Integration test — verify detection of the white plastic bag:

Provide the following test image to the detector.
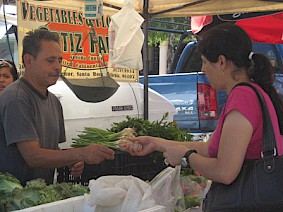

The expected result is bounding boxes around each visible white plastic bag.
[84,175,155,212]
[83,167,182,212]
[108,0,144,70]
[149,166,183,211]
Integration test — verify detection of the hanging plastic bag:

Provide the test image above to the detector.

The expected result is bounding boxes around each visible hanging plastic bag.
[108,0,144,70]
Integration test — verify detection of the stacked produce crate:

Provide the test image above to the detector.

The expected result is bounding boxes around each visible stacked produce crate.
[57,151,166,185]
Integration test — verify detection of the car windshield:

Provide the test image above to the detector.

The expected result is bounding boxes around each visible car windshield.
[0,3,18,65]
[0,24,17,59]
[180,41,283,74]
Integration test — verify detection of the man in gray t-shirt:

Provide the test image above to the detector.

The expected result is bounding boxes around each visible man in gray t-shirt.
[0,29,115,185]
[0,78,65,184]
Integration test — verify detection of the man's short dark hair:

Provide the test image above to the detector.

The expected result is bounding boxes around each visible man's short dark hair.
[22,28,60,65]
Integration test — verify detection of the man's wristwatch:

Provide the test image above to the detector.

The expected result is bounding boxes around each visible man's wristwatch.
[181,149,197,168]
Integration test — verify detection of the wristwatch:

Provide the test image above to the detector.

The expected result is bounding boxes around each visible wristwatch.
[181,149,197,168]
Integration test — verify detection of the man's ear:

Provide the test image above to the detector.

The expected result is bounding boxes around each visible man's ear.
[23,54,33,69]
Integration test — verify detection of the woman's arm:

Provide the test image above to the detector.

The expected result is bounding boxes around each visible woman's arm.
[165,110,253,184]
[125,135,210,157]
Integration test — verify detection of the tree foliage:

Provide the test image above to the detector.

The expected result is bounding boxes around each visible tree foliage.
[147,17,194,46]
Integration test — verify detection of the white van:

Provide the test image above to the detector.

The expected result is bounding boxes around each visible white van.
[48,79,176,149]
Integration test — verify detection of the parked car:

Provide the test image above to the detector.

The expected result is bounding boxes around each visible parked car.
[48,80,176,148]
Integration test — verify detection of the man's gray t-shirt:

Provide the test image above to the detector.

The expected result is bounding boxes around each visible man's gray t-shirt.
[0,78,66,185]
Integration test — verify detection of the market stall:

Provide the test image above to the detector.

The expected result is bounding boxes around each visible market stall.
[99,0,283,119]
[1,1,283,211]
[2,0,283,117]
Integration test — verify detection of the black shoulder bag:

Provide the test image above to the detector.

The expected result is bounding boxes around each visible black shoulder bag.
[203,82,283,212]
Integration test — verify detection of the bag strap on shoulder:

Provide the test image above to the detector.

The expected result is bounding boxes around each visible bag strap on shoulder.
[234,82,277,173]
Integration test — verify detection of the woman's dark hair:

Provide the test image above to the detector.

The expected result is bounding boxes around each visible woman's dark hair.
[198,23,283,134]
[22,28,60,66]
[0,59,19,81]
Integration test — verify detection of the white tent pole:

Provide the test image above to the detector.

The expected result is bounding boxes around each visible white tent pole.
[159,40,168,75]
[143,0,149,120]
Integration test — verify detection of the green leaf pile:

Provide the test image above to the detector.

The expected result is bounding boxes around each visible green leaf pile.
[0,172,89,211]
[110,112,192,141]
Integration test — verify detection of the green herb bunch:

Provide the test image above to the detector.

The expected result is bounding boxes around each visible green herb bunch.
[109,113,192,141]
[71,127,123,148]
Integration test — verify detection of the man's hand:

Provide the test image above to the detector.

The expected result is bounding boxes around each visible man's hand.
[82,144,115,164]
[69,162,84,177]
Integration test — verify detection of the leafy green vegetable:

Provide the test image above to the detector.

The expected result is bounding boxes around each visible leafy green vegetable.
[71,128,125,148]
[25,178,47,190]
[110,113,192,141]
[184,195,202,208]
[38,184,64,205]
[0,173,89,211]
[0,172,23,193]
[69,183,89,196]
[180,168,195,176]
[71,113,192,149]
[5,187,41,211]
[188,175,207,185]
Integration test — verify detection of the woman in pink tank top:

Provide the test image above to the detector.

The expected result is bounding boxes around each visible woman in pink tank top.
[124,23,283,186]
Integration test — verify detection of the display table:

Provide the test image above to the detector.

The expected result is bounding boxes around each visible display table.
[16,196,85,212]
[16,196,167,212]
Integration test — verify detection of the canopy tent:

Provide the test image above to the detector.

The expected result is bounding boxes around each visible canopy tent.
[4,0,283,16]
[236,12,283,44]
[1,0,283,118]
[103,0,283,17]
[191,11,283,44]
[6,0,281,17]
[101,0,283,119]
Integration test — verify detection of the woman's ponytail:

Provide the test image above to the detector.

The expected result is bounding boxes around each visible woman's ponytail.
[249,53,283,134]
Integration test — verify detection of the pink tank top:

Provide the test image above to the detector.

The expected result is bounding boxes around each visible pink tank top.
[208,83,283,159]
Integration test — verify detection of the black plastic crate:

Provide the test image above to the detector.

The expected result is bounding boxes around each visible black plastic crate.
[57,150,166,185]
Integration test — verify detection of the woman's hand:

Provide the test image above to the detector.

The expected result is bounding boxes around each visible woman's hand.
[163,145,189,166]
[122,136,157,156]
